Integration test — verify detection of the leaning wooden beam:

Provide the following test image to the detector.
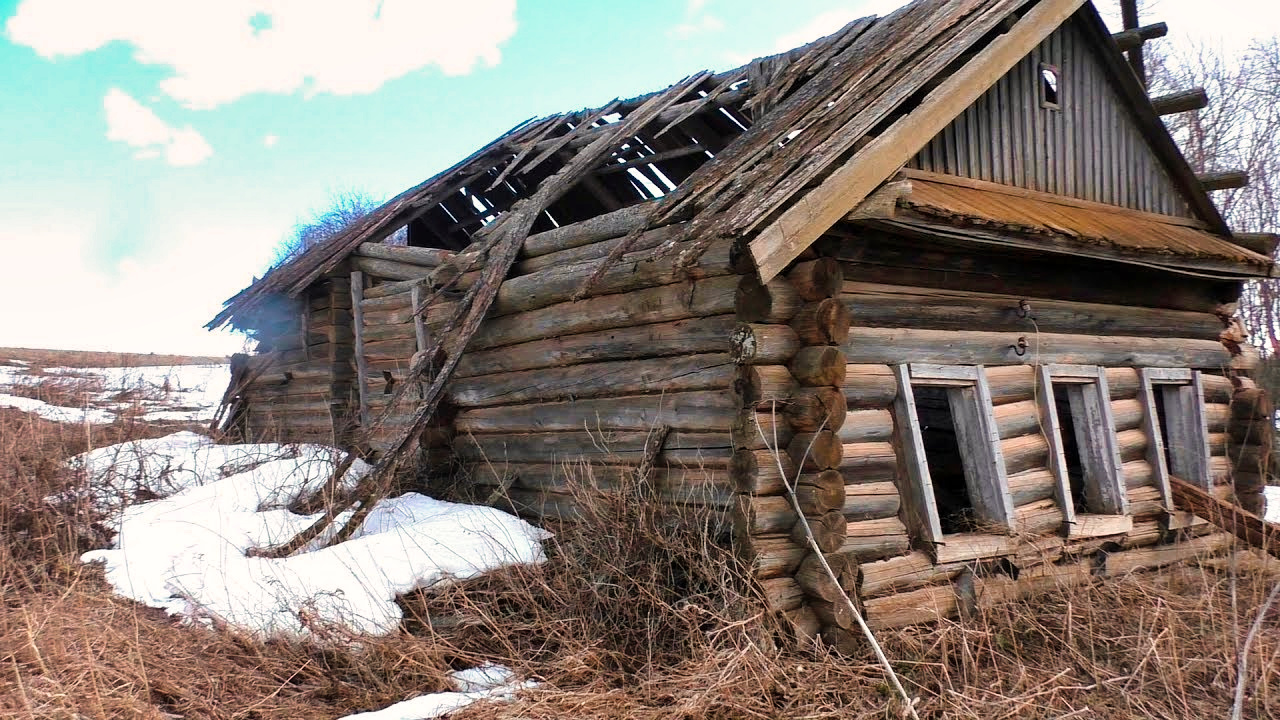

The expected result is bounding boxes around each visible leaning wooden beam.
[1111,21,1168,52]
[747,0,1088,281]
[1199,171,1250,192]
[350,271,370,427]
[1169,475,1280,559]
[1150,88,1208,116]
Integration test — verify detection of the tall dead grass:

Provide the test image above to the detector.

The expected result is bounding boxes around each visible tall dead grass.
[2,410,1279,718]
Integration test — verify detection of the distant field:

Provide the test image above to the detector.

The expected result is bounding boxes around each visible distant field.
[0,347,229,369]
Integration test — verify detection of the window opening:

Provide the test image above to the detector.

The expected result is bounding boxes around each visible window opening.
[1052,382,1088,513]
[914,385,977,533]
[1040,63,1061,109]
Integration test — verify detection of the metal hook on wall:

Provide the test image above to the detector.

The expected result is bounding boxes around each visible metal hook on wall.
[1016,299,1032,319]
[1011,336,1028,357]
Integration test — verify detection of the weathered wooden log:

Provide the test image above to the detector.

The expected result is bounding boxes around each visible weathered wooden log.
[787,258,844,301]
[842,517,912,562]
[1121,459,1155,488]
[793,509,848,553]
[1105,367,1140,399]
[1125,520,1164,548]
[1170,475,1280,560]
[1103,532,1234,576]
[791,299,852,345]
[515,224,681,275]
[1112,21,1167,51]
[1111,398,1144,432]
[454,390,738,434]
[1014,499,1066,536]
[1117,428,1149,463]
[789,346,847,387]
[984,365,1036,404]
[731,323,802,365]
[1229,418,1273,446]
[468,275,739,351]
[760,576,805,611]
[735,495,795,535]
[1127,484,1166,518]
[494,238,734,316]
[518,203,653,258]
[731,411,794,451]
[933,533,1012,565]
[1231,388,1273,422]
[810,598,856,630]
[453,430,734,466]
[1067,513,1133,538]
[350,255,440,282]
[1151,87,1209,116]
[1000,433,1049,475]
[843,364,897,408]
[736,534,806,579]
[788,430,843,471]
[1199,171,1249,192]
[837,409,894,443]
[859,551,959,598]
[994,400,1041,439]
[794,551,858,603]
[785,387,848,432]
[839,442,898,484]
[782,605,822,644]
[843,327,1232,368]
[736,276,803,323]
[354,242,453,267]
[734,365,798,406]
[972,562,1095,609]
[730,448,798,495]
[446,353,735,408]
[843,481,900,521]
[468,462,730,502]
[864,583,957,630]
[1007,468,1057,506]
[454,315,735,378]
[794,470,846,514]
[839,282,1224,340]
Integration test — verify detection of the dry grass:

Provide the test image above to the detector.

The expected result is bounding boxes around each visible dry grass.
[1,408,1278,718]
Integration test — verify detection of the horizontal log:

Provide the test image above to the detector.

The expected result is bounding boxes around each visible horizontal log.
[993,400,1040,439]
[1014,498,1066,536]
[736,276,803,323]
[735,365,797,407]
[731,323,801,365]
[1125,520,1164,548]
[454,390,737,434]
[933,533,1012,565]
[732,412,795,451]
[985,365,1035,404]
[782,605,822,644]
[1000,433,1049,475]
[1067,513,1132,538]
[1111,21,1167,51]
[1111,398,1144,432]
[468,275,739,351]
[1127,484,1166,518]
[1007,468,1057,506]
[843,327,1232,368]
[785,387,847,432]
[788,258,844,301]
[730,448,798,495]
[859,551,959,598]
[737,534,807,579]
[972,562,1094,609]
[1122,459,1155,489]
[864,583,956,630]
[843,364,897,408]
[468,462,731,506]
[454,315,736,378]
[839,442,898,484]
[1231,233,1280,258]
[843,481,900,521]
[840,282,1224,340]
[810,598,856,631]
[1117,428,1148,463]
[493,238,734,317]
[514,225,680,275]
[519,203,653,258]
[1105,367,1140,399]
[837,409,894,443]
[790,299,852,346]
[1230,388,1273,422]
[841,517,912,562]
[1199,171,1249,192]
[446,353,735,408]
[1150,87,1208,116]
[789,346,847,387]
[453,431,734,466]
[350,255,434,282]
[735,495,795,535]
[354,242,453,267]
[1103,532,1234,577]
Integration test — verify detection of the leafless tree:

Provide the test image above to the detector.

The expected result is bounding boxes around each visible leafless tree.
[272,189,403,267]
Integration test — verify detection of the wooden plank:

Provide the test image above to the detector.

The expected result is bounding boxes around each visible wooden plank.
[1036,365,1077,526]
[909,363,978,382]
[891,364,943,544]
[1136,369,1176,520]
[947,370,1015,529]
[351,271,370,427]
[1143,367,1192,383]
[1162,372,1213,490]
[749,0,1090,281]
[1063,370,1127,515]
[1168,475,1280,560]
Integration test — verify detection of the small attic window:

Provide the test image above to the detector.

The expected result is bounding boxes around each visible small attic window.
[1040,63,1061,110]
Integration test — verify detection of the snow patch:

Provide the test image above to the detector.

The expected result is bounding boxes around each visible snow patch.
[0,363,229,424]
[338,664,534,720]
[1266,486,1280,524]
[0,393,118,423]
[78,433,551,639]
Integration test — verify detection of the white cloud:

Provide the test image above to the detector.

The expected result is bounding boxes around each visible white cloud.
[103,88,213,166]
[7,0,519,109]
[263,134,279,148]
[668,0,723,39]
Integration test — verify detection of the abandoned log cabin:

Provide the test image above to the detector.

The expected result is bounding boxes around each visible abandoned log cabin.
[210,0,1279,641]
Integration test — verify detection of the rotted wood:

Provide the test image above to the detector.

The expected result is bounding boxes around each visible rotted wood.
[454,314,736,378]
[1169,475,1280,559]
[736,276,804,323]
[790,299,852,345]
[863,583,957,630]
[789,346,847,387]
[859,551,958,598]
[731,323,801,365]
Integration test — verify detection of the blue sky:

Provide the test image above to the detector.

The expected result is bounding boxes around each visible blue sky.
[0,0,1272,354]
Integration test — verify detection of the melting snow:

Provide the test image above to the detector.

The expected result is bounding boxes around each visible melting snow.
[0,363,229,424]
[1266,486,1279,524]
[338,664,534,720]
[76,433,551,639]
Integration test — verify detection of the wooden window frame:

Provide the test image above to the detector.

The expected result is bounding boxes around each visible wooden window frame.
[893,364,1016,553]
[1138,368,1212,518]
[1037,364,1132,538]
[1039,62,1062,110]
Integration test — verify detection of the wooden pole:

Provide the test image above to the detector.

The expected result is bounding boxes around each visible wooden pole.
[350,271,370,428]
[1169,475,1280,560]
